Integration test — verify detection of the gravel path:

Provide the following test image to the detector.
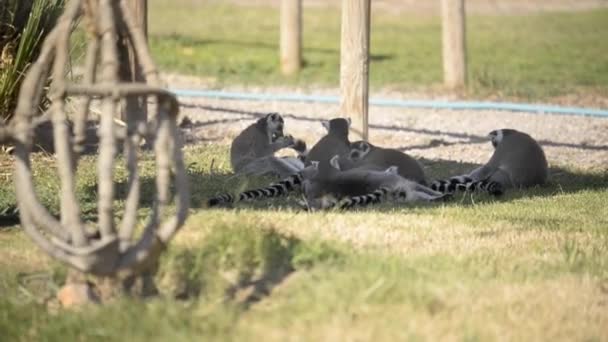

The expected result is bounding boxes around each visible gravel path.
[167,75,608,172]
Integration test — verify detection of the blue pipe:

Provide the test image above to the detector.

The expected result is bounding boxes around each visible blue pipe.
[170,88,608,118]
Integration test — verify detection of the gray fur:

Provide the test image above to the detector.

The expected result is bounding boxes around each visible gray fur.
[305,118,352,175]
[482,128,548,188]
[340,141,428,185]
[304,158,446,210]
[430,128,547,194]
[230,113,306,177]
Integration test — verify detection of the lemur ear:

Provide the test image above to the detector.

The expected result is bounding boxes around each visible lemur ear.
[345,117,352,127]
[321,120,330,132]
[385,166,399,175]
[329,155,341,170]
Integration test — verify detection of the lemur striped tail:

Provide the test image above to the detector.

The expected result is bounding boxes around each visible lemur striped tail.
[430,176,503,196]
[336,187,390,209]
[207,173,304,207]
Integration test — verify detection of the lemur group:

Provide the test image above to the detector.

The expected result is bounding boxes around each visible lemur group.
[208,113,548,211]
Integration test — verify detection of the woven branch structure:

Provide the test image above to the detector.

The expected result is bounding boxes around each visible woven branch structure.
[4,0,189,277]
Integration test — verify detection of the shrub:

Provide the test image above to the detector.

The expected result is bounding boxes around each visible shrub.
[0,0,65,123]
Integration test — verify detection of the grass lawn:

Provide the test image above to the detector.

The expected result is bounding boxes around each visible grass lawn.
[1,1,607,339]
[1,145,607,340]
[147,1,608,100]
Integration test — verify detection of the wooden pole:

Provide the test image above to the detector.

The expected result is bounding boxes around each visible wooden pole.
[280,0,302,75]
[339,0,370,141]
[119,0,148,122]
[441,0,467,89]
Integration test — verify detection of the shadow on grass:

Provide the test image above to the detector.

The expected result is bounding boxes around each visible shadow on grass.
[153,33,393,61]
[187,157,607,213]
[158,224,341,309]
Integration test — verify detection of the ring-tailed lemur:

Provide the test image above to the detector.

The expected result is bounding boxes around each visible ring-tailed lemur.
[338,140,428,185]
[230,113,307,178]
[303,117,352,172]
[208,117,353,207]
[207,162,319,207]
[302,156,449,211]
[429,129,547,195]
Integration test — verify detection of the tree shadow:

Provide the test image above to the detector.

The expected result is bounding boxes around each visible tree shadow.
[154,33,393,62]
[161,225,307,311]
[193,157,607,213]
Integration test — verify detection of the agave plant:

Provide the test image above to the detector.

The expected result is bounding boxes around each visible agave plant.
[0,0,66,123]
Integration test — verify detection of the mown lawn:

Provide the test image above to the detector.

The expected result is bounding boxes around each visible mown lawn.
[147,1,608,99]
[1,145,607,341]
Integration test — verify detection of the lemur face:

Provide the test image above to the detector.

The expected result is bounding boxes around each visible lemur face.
[266,113,285,141]
[348,141,371,161]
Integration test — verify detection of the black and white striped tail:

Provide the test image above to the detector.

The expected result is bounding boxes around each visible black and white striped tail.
[337,187,390,209]
[207,173,304,207]
[430,176,503,196]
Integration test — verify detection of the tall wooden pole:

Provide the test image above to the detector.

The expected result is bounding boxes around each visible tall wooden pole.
[280,0,302,75]
[339,0,370,141]
[119,0,148,122]
[441,0,467,89]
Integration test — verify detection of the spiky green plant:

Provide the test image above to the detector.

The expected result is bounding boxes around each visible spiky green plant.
[0,0,65,124]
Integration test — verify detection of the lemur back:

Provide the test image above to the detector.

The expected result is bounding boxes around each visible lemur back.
[485,129,548,188]
[430,128,546,195]
[208,117,352,207]
[340,141,428,185]
[230,113,307,178]
[305,117,352,175]
[302,157,448,210]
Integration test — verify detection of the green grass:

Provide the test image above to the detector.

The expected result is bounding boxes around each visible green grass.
[147,1,608,99]
[0,145,607,340]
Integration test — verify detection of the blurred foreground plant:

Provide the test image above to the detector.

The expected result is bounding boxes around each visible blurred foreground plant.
[0,0,66,123]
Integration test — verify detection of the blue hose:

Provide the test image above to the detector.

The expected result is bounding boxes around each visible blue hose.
[170,88,608,118]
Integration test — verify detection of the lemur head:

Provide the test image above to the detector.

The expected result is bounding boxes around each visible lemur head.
[301,161,319,179]
[262,113,285,141]
[489,129,518,148]
[321,117,351,138]
[348,141,372,161]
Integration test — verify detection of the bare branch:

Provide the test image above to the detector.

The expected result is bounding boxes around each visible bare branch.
[73,37,100,156]
[11,0,189,282]
[96,0,120,239]
[65,84,179,114]
[118,0,161,85]
[50,0,87,247]
[118,132,140,251]
[13,143,69,242]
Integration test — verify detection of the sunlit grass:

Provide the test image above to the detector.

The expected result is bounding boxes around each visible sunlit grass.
[147,1,608,99]
[0,145,606,340]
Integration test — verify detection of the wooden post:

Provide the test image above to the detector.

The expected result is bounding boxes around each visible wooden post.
[339,0,370,141]
[119,0,148,122]
[280,0,302,75]
[441,0,467,89]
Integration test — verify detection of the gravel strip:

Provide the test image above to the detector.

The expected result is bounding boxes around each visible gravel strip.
[167,76,608,172]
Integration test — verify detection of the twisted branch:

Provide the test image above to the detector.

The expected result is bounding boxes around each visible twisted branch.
[8,0,189,279]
